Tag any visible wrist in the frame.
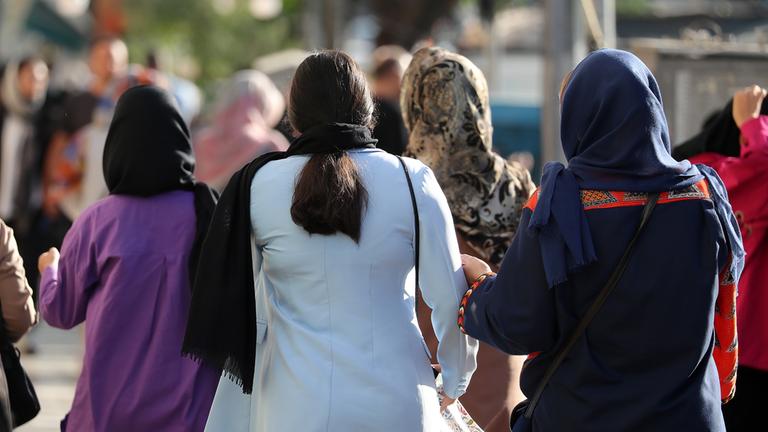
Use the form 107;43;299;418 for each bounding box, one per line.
458;272;496;334
470;272;496;290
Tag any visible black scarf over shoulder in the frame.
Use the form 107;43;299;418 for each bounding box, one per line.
103;85;218;285
673;97;768;160
182;123;376;393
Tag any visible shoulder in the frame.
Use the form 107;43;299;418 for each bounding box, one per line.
348;150;433;184
388;154;431;176
251;154;307;186
79;191;194;221
76;195;115;223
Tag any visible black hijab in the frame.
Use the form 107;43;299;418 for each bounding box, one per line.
182;123;376;394
673;98;768;160
103;85;218;284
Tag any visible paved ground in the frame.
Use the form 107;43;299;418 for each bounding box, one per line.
15;323;81;432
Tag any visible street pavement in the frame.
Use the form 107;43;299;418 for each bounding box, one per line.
15;323;81;432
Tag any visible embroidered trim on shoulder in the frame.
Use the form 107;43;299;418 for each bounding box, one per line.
581;180;710;211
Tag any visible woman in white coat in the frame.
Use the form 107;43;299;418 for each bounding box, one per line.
183;50;478;431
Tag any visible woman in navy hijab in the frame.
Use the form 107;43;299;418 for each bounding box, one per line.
459;49;744;431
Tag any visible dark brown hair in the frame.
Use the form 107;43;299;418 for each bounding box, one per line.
289;50;374;242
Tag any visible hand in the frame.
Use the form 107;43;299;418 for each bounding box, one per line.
460;254;492;285
38;247;60;274
732;85;767;128
440;395;456;413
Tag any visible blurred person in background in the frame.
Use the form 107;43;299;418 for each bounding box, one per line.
194;70;289;191
0;56;49;235
401;47;535;432
37;86;218;432
371;45;411;155
0;56;49;355
49;36;158;222
674;85;768;432
0;218;37;430
50;36;131;136
253;49;310;142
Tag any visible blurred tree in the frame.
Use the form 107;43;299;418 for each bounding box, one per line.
616;0;651;15
122;0;302;84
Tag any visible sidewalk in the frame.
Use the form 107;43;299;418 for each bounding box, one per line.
16;323;81;432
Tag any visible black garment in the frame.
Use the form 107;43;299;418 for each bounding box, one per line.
0;355;10;432
673;98;768;160
17;211;71;308
102;85;217;284
12;89;86;305
373;97;408;155
58;91;98;134
182;123;377;394
722;366;768;431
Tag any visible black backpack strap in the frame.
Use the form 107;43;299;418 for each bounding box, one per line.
396;156;420;305
524;193;660;419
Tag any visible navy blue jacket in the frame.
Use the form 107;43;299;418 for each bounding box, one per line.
462;184;732;431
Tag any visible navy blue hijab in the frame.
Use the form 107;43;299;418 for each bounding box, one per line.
531;49;743;287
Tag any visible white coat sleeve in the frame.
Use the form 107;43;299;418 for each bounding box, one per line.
415;165;479;399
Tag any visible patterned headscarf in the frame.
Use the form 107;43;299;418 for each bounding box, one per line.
401;47;535;266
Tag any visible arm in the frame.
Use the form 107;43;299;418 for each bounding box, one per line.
0;221;37;341
739;116;768;158
732;85;768;158
459;207;558;355
416;166;478;399
38;213;99;329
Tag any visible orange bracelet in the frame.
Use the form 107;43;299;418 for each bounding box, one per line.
457;272;496;333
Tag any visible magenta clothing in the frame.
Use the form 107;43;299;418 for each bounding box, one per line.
691;115;768;371
39;191;218;432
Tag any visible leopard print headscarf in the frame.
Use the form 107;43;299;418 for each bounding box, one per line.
401;47;535;266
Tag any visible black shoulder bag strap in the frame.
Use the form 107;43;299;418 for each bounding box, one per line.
397;156;420;296
399;157;443;378
523;192;660;420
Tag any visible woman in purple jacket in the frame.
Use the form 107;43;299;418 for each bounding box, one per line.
37;86;218;432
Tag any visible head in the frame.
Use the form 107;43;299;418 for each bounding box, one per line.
103;86;195;196
288;50;374;242
216;70;285;128
371;45;411;101
288;50;374;133
89;36;129;85
17;57;49;103
401;47;492;170
560;49;689;186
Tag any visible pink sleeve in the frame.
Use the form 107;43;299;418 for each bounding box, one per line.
739;115;768;158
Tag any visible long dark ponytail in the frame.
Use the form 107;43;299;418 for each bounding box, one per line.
289;50;375;242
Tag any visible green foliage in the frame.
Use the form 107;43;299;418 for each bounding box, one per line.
616;0;651;16
123;0;303;85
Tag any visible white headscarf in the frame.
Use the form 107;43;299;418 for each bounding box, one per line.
1;60;45;118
